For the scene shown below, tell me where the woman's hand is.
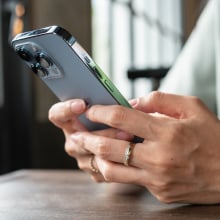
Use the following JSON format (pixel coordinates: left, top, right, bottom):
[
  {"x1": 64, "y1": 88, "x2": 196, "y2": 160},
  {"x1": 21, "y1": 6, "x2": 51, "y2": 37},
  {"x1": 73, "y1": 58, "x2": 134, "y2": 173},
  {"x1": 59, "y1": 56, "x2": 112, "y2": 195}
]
[
  {"x1": 69, "y1": 92, "x2": 220, "y2": 204},
  {"x1": 48, "y1": 99, "x2": 133, "y2": 183}
]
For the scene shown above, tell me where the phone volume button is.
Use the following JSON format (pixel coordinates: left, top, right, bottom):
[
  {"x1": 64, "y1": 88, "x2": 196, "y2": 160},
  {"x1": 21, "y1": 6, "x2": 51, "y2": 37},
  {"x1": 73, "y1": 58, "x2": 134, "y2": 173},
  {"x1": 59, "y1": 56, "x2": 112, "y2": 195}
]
[
  {"x1": 93, "y1": 67, "x2": 102, "y2": 79},
  {"x1": 84, "y1": 55, "x2": 91, "y2": 64},
  {"x1": 104, "y1": 80, "x2": 114, "y2": 92}
]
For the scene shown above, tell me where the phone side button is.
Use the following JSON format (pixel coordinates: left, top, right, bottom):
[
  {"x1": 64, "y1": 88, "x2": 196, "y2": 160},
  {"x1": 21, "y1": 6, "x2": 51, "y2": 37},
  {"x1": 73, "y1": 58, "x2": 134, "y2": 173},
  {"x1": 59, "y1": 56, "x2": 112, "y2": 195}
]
[
  {"x1": 93, "y1": 67, "x2": 102, "y2": 79},
  {"x1": 84, "y1": 55, "x2": 91, "y2": 64},
  {"x1": 104, "y1": 80, "x2": 114, "y2": 92}
]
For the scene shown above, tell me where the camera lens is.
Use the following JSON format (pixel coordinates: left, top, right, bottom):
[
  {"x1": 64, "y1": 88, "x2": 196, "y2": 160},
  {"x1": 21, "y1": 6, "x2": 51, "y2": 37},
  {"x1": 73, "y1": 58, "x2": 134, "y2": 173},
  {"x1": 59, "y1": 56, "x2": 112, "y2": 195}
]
[
  {"x1": 31, "y1": 63, "x2": 48, "y2": 78},
  {"x1": 15, "y1": 46, "x2": 33, "y2": 62},
  {"x1": 35, "y1": 53, "x2": 52, "y2": 68}
]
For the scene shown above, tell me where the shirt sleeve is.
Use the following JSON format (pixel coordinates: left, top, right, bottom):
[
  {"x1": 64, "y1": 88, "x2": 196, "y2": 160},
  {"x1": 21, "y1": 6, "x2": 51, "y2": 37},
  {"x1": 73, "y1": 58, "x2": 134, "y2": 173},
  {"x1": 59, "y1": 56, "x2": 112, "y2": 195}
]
[{"x1": 159, "y1": 0, "x2": 217, "y2": 114}]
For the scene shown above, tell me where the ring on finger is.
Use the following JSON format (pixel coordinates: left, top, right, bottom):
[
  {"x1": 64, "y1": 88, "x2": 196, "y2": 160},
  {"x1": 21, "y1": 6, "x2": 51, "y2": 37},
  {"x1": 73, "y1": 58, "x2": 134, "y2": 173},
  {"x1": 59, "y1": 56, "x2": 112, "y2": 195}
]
[
  {"x1": 124, "y1": 142, "x2": 135, "y2": 166},
  {"x1": 90, "y1": 155, "x2": 100, "y2": 173}
]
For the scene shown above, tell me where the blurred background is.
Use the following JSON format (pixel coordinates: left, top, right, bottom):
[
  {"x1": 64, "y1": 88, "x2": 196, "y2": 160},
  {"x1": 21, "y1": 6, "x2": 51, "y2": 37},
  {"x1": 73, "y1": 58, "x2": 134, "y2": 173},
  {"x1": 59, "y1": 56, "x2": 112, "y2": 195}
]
[{"x1": 0, "y1": 0, "x2": 208, "y2": 174}]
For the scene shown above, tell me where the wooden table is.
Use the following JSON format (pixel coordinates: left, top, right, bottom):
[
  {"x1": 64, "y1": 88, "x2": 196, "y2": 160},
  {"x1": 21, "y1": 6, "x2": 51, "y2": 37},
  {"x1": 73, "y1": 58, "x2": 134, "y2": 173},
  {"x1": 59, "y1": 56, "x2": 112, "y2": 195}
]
[{"x1": 0, "y1": 170, "x2": 219, "y2": 219}]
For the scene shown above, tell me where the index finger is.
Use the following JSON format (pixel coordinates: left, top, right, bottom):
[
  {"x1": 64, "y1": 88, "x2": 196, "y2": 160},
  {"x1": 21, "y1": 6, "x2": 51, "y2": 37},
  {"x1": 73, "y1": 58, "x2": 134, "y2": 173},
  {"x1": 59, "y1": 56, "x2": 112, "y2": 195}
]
[{"x1": 86, "y1": 105, "x2": 170, "y2": 140}]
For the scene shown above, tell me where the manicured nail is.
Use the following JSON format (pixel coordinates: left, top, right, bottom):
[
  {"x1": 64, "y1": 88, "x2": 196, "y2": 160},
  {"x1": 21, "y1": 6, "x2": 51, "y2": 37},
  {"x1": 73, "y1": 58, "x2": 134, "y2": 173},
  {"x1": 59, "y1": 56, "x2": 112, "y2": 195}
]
[
  {"x1": 70, "y1": 100, "x2": 85, "y2": 113},
  {"x1": 129, "y1": 99, "x2": 138, "y2": 107}
]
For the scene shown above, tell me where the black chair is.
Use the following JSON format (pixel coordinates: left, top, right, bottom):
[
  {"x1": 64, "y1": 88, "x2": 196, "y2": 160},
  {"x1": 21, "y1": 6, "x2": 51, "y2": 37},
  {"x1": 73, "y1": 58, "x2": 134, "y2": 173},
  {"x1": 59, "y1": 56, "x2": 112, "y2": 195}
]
[{"x1": 127, "y1": 67, "x2": 170, "y2": 97}]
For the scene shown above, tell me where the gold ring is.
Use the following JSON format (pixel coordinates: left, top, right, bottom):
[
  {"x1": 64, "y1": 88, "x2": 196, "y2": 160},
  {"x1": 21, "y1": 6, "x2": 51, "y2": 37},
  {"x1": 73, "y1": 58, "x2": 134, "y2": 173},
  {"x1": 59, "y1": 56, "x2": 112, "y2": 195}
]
[
  {"x1": 90, "y1": 155, "x2": 99, "y2": 173},
  {"x1": 124, "y1": 142, "x2": 135, "y2": 166}
]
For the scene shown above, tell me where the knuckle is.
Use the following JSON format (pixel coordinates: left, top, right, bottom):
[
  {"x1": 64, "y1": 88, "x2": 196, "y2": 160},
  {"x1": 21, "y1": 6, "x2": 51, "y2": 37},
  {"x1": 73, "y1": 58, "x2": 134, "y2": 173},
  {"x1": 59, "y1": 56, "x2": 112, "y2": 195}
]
[
  {"x1": 148, "y1": 91, "x2": 164, "y2": 103},
  {"x1": 64, "y1": 141, "x2": 76, "y2": 157},
  {"x1": 106, "y1": 106, "x2": 127, "y2": 127},
  {"x1": 156, "y1": 194, "x2": 174, "y2": 204},
  {"x1": 187, "y1": 96, "x2": 208, "y2": 112},
  {"x1": 157, "y1": 180, "x2": 172, "y2": 191},
  {"x1": 96, "y1": 139, "x2": 111, "y2": 159},
  {"x1": 148, "y1": 179, "x2": 177, "y2": 204},
  {"x1": 152, "y1": 185, "x2": 176, "y2": 204},
  {"x1": 189, "y1": 96, "x2": 203, "y2": 106},
  {"x1": 150, "y1": 178, "x2": 172, "y2": 192}
]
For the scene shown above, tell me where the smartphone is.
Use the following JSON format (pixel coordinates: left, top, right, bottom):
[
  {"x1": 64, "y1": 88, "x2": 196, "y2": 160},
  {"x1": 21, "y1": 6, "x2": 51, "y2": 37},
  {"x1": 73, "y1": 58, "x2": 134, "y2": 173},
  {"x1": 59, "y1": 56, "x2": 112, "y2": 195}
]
[{"x1": 11, "y1": 25, "x2": 131, "y2": 130}]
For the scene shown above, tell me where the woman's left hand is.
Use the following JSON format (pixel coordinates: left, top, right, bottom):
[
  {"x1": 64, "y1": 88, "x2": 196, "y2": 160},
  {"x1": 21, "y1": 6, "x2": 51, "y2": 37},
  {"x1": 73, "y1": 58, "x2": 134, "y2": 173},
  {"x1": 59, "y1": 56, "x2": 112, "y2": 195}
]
[{"x1": 70, "y1": 91, "x2": 220, "y2": 204}]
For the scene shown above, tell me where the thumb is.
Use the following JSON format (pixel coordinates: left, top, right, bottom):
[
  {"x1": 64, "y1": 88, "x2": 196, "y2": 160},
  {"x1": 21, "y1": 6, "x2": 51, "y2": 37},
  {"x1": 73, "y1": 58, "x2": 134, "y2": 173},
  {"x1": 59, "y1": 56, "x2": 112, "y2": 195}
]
[{"x1": 130, "y1": 91, "x2": 195, "y2": 119}]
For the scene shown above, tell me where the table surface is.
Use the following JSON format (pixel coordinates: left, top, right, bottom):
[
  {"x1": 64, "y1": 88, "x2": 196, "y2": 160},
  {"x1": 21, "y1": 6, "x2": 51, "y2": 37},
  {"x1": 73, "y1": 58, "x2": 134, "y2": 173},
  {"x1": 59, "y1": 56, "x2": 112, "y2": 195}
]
[{"x1": 0, "y1": 170, "x2": 220, "y2": 220}]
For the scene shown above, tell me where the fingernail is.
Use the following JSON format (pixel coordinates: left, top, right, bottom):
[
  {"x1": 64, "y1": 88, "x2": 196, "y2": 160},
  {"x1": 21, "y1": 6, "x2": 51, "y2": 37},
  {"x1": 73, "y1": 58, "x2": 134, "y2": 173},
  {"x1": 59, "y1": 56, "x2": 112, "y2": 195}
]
[
  {"x1": 70, "y1": 100, "x2": 85, "y2": 113},
  {"x1": 129, "y1": 99, "x2": 138, "y2": 107}
]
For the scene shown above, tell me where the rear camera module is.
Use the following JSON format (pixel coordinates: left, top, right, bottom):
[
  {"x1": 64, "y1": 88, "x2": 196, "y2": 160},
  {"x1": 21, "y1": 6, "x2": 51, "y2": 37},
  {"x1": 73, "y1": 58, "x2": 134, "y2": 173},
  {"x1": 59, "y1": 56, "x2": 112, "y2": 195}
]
[{"x1": 15, "y1": 42, "x2": 63, "y2": 79}]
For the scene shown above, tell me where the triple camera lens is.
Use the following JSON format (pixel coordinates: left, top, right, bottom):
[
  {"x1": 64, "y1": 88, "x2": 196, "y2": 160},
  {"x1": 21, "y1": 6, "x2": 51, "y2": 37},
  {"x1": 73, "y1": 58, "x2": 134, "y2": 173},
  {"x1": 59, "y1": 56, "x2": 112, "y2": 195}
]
[{"x1": 15, "y1": 46, "x2": 52, "y2": 77}]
